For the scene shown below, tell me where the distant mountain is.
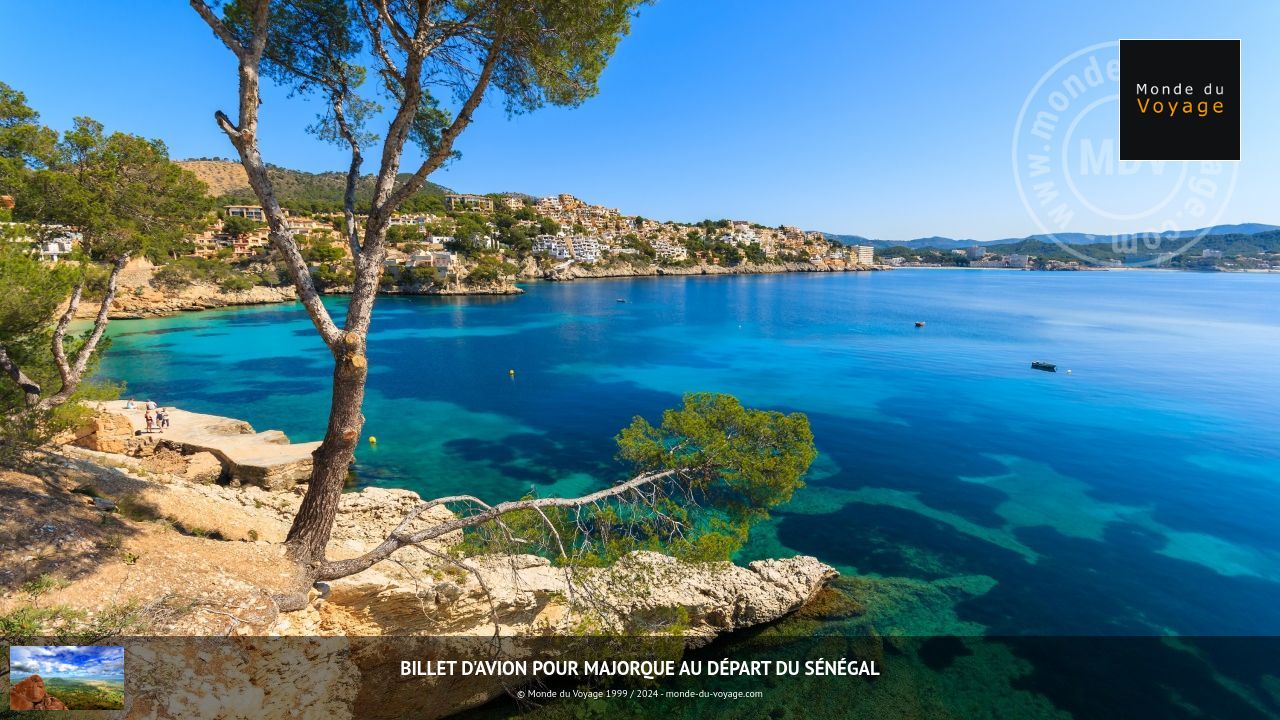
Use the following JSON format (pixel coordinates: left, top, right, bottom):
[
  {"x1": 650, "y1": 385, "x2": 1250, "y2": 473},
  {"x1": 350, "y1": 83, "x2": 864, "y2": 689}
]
[
  {"x1": 823, "y1": 223, "x2": 1280, "y2": 250},
  {"x1": 177, "y1": 159, "x2": 453, "y2": 213},
  {"x1": 823, "y1": 235, "x2": 985, "y2": 250}
]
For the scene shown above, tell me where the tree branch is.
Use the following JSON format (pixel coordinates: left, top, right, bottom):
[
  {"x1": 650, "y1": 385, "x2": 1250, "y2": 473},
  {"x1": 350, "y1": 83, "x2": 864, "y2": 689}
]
[
  {"x1": 315, "y1": 470, "x2": 677, "y2": 581},
  {"x1": 189, "y1": 0, "x2": 248, "y2": 58},
  {"x1": 49, "y1": 280, "x2": 83, "y2": 390},
  {"x1": 384, "y1": 30, "x2": 504, "y2": 210},
  {"x1": 331, "y1": 96, "x2": 365, "y2": 261},
  {"x1": 39, "y1": 253, "x2": 129, "y2": 410},
  {"x1": 195, "y1": 0, "x2": 345, "y2": 351},
  {"x1": 354, "y1": 0, "x2": 404, "y2": 82},
  {"x1": 0, "y1": 345, "x2": 42, "y2": 407}
]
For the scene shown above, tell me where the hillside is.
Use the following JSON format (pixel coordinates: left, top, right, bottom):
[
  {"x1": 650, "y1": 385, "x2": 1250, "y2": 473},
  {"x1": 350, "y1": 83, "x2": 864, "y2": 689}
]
[
  {"x1": 873, "y1": 229, "x2": 1280, "y2": 265},
  {"x1": 177, "y1": 159, "x2": 453, "y2": 214},
  {"x1": 176, "y1": 159, "x2": 252, "y2": 196},
  {"x1": 824, "y1": 223, "x2": 1280, "y2": 250}
]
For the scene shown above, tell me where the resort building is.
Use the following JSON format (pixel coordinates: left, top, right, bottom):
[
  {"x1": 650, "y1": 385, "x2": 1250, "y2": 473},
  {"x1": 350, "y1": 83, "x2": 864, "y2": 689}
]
[
  {"x1": 231, "y1": 228, "x2": 271, "y2": 257},
  {"x1": 569, "y1": 235, "x2": 601, "y2": 262},
  {"x1": 225, "y1": 205, "x2": 267, "y2": 222},
  {"x1": 407, "y1": 250, "x2": 456, "y2": 269},
  {"x1": 443, "y1": 194, "x2": 494, "y2": 213},
  {"x1": 1006, "y1": 254, "x2": 1031, "y2": 268},
  {"x1": 653, "y1": 239, "x2": 687, "y2": 261},
  {"x1": 965, "y1": 246, "x2": 988, "y2": 260},
  {"x1": 532, "y1": 235, "x2": 570, "y2": 260},
  {"x1": 853, "y1": 245, "x2": 875, "y2": 265},
  {"x1": 287, "y1": 215, "x2": 330, "y2": 234}
]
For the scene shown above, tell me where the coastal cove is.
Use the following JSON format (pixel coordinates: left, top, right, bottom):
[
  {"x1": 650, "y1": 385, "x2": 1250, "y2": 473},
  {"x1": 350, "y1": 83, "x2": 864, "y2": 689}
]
[{"x1": 93, "y1": 269, "x2": 1280, "y2": 639}]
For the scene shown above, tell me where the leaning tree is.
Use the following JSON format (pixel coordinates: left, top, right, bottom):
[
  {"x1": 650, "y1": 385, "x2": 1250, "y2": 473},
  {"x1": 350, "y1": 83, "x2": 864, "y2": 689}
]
[
  {"x1": 0, "y1": 84, "x2": 207, "y2": 425},
  {"x1": 192, "y1": 0, "x2": 817, "y2": 599}
]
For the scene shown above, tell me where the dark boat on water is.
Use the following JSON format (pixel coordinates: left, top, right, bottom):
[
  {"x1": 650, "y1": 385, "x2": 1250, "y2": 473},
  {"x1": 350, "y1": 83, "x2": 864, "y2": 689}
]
[
  {"x1": 1031, "y1": 361, "x2": 1057, "y2": 372},
  {"x1": 915, "y1": 321, "x2": 926, "y2": 327}
]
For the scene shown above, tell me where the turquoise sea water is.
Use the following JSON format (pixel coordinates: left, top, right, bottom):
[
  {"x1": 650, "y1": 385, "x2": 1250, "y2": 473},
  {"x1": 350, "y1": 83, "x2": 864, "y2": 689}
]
[{"x1": 96, "y1": 270, "x2": 1280, "y2": 641}]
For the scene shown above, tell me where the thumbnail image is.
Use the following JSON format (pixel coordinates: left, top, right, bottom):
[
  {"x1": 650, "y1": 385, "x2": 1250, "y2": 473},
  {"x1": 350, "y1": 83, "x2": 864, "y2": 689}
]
[{"x1": 9, "y1": 646, "x2": 124, "y2": 711}]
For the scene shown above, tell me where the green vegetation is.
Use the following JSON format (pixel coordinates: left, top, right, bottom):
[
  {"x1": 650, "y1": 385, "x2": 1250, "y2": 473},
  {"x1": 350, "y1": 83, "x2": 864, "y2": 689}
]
[
  {"x1": 875, "y1": 245, "x2": 970, "y2": 266},
  {"x1": 20, "y1": 573, "x2": 70, "y2": 598},
  {"x1": 152, "y1": 255, "x2": 283, "y2": 292},
  {"x1": 0, "y1": 600, "x2": 142, "y2": 644},
  {"x1": 0, "y1": 242, "x2": 121, "y2": 457},
  {"x1": 220, "y1": 213, "x2": 263, "y2": 239},
  {"x1": 460, "y1": 393, "x2": 816, "y2": 566},
  {"x1": 40, "y1": 677, "x2": 126, "y2": 710},
  {"x1": 466, "y1": 255, "x2": 519, "y2": 286},
  {"x1": 216, "y1": 163, "x2": 450, "y2": 215},
  {"x1": 0, "y1": 82, "x2": 204, "y2": 457}
]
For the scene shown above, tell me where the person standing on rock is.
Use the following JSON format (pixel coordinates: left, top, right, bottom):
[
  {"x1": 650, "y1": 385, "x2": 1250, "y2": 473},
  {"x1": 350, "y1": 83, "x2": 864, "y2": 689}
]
[
  {"x1": 157, "y1": 408, "x2": 170, "y2": 429},
  {"x1": 146, "y1": 399, "x2": 157, "y2": 412},
  {"x1": 144, "y1": 409, "x2": 154, "y2": 433}
]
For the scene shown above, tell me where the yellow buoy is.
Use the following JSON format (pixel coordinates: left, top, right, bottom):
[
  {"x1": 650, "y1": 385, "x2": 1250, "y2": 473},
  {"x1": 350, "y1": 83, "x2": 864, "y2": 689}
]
[
  {"x1": 368, "y1": 436, "x2": 377, "y2": 444},
  {"x1": 509, "y1": 369, "x2": 516, "y2": 376}
]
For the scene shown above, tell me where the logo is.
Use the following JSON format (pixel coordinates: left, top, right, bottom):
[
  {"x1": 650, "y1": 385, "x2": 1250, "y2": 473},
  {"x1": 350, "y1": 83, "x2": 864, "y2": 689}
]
[{"x1": 1012, "y1": 42, "x2": 1238, "y2": 267}]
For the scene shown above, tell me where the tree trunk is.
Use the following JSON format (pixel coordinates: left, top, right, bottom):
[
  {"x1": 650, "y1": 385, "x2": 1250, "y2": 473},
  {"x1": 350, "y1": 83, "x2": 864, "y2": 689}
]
[{"x1": 284, "y1": 331, "x2": 368, "y2": 564}]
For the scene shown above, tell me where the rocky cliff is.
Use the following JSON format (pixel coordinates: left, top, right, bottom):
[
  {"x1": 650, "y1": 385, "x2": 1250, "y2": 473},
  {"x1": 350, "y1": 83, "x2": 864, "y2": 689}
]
[
  {"x1": 2, "y1": 406, "x2": 838, "y2": 718},
  {"x1": 9, "y1": 675, "x2": 68, "y2": 711},
  {"x1": 71, "y1": 256, "x2": 298, "y2": 320}
]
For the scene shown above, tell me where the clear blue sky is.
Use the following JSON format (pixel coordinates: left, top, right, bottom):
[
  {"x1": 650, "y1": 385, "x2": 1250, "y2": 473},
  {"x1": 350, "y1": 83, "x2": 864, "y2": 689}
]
[{"x1": 1, "y1": 1, "x2": 1276, "y2": 239}]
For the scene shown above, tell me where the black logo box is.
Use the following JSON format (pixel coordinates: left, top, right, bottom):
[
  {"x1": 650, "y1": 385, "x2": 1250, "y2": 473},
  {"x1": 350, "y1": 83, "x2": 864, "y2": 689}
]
[{"x1": 1119, "y1": 39, "x2": 1240, "y2": 161}]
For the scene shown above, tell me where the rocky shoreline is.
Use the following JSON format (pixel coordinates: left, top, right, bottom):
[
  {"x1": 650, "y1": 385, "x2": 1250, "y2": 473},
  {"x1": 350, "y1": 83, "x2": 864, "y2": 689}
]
[
  {"x1": 75, "y1": 258, "x2": 880, "y2": 320},
  {"x1": 76, "y1": 281, "x2": 299, "y2": 320},
  {"x1": 3, "y1": 404, "x2": 837, "y2": 718},
  {"x1": 526, "y1": 259, "x2": 881, "y2": 282}
]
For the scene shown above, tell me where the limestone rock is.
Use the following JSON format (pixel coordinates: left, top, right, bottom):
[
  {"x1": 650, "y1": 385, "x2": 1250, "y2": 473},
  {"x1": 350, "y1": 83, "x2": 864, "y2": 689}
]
[
  {"x1": 183, "y1": 451, "x2": 225, "y2": 484},
  {"x1": 72, "y1": 279, "x2": 297, "y2": 320},
  {"x1": 88, "y1": 401, "x2": 318, "y2": 490},
  {"x1": 71, "y1": 411, "x2": 140, "y2": 455}
]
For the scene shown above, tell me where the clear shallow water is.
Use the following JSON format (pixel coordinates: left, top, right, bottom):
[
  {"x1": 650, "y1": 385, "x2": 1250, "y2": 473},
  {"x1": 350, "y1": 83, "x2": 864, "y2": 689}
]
[{"x1": 96, "y1": 269, "x2": 1280, "y2": 636}]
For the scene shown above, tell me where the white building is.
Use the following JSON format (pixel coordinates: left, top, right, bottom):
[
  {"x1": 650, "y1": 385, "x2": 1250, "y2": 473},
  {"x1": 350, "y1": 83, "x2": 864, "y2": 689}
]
[
  {"x1": 653, "y1": 239, "x2": 687, "y2": 261},
  {"x1": 569, "y1": 235, "x2": 601, "y2": 262},
  {"x1": 852, "y1": 245, "x2": 875, "y2": 265},
  {"x1": 405, "y1": 251, "x2": 456, "y2": 280},
  {"x1": 532, "y1": 235, "x2": 570, "y2": 260},
  {"x1": 37, "y1": 236, "x2": 77, "y2": 262},
  {"x1": 1005, "y1": 254, "x2": 1031, "y2": 268}
]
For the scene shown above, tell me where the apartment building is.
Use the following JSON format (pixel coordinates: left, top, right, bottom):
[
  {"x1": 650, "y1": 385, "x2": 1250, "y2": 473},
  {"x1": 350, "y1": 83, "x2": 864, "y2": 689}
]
[
  {"x1": 532, "y1": 235, "x2": 570, "y2": 259},
  {"x1": 568, "y1": 235, "x2": 601, "y2": 262},
  {"x1": 225, "y1": 205, "x2": 267, "y2": 222},
  {"x1": 653, "y1": 238, "x2": 688, "y2": 261},
  {"x1": 443, "y1": 194, "x2": 495, "y2": 212}
]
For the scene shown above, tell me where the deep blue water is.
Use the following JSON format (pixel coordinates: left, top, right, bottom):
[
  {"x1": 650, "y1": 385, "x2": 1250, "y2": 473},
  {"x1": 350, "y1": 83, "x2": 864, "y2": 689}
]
[{"x1": 95, "y1": 269, "x2": 1280, "y2": 637}]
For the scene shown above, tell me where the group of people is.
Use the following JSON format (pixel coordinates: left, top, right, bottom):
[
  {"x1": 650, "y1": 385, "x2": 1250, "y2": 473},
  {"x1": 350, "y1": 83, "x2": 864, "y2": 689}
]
[{"x1": 124, "y1": 398, "x2": 171, "y2": 433}]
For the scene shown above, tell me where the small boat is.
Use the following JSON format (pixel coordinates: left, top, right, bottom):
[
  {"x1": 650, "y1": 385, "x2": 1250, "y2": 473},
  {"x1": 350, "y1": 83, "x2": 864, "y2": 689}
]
[
  {"x1": 616, "y1": 298, "x2": 627, "y2": 303},
  {"x1": 914, "y1": 321, "x2": 926, "y2": 328},
  {"x1": 1031, "y1": 361, "x2": 1057, "y2": 372}
]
